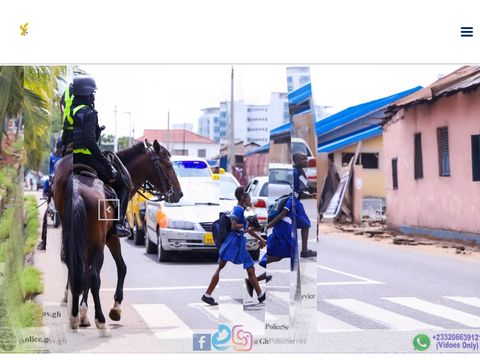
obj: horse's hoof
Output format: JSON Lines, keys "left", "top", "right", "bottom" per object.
{"left": 79, "top": 319, "right": 91, "bottom": 327}
{"left": 109, "top": 308, "right": 121, "bottom": 321}
{"left": 79, "top": 303, "right": 91, "bottom": 327}
{"left": 95, "top": 319, "right": 111, "bottom": 337}
{"left": 69, "top": 315, "right": 80, "bottom": 330}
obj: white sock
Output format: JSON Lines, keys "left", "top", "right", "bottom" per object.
{"left": 204, "top": 293, "right": 212, "bottom": 298}
{"left": 258, "top": 290, "right": 265, "bottom": 298}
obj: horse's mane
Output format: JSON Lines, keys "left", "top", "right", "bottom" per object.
{"left": 116, "top": 142, "right": 147, "bottom": 164}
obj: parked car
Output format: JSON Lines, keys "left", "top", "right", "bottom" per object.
{"left": 291, "top": 137, "right": 317, "bottom": 189}
{"left": 245, "top": 176, "right": 268, "bottom": 225}
{"left": 219, "top": 172, "right": 261, "bottom": 260}
{"left": 268, "top": 163, "right": 294, "bottom": 201}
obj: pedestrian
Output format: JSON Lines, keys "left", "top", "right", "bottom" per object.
{"left": 244, "top": 196, "right": 295, "bottom": 296}
{"left": 293, "top": 152, "right": 317, "bottom": 258}
{"left": 202, "top": 186, "right": 266, "bottom": 305}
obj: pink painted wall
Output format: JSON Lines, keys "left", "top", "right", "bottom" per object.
{"left": 383, "top": 89, "right": 480, "bottom": 234}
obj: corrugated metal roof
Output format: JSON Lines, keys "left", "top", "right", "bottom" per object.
{"left": 248, "top": 86, "right": 421, "bottom": 156}
{"left": 270, "top": 86, "right": 422, "bottom": 138}
{"left": 317, "top": 125, "right": 382, "bottom": 153}
{"left": 387, "top": 65, "right": 480, "bottom": 113}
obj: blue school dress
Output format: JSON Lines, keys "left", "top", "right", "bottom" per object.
{"left": 259, "top": 197, "right": 296, "bottom": 268}
{"left": 293, "top": 167, "right": 311, "bottom": 229}
{"left": 219, "top": 205, "right": 255, "bottom": 269}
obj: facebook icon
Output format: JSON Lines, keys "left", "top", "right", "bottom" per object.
{"left": 193, "top": 334, "right": 211, "bottom": 351}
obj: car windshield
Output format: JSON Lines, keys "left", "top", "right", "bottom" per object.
{"left": 292, "top": 142, "right": 312, "bottom": 157}
{"left": 260, "top": 183, "right": 268, "bottom": 197}
{"left": 220, "top": 177, "right": 238, "bottom": 200}
{"left": 269, "top": 168, "right": 293, "bottom": 186}
{"left": 172, "top": 160, "right": 211, "bottom": 177}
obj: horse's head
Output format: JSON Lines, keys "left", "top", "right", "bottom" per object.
{"left": 144, "top": 139, "right": 183, "bottom": 203}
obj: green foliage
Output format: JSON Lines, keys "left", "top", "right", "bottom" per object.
{"left": 23, "top": 195, "right": 39, "bottom": 256}
{"left": 0, "top": 166, "right": 16, "bottom": 194}
{"left": 22, "top": 267, "right": 44, "bottom": 300}
{"left": 0, "top": 66, "right": 67, "bottom": 170}
{"left": 18, "top": 300, "right": 43, "bottom": 328}
{"left": 0, "top": 206, "right": 13, "bottom": 242}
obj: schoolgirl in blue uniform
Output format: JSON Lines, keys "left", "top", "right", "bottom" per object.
{"left": 202, "top": 187, "right": 266, "bottom": 306}
{"left": 245, "top": 196, "right": 297, "bottom": 296}
{"left": 292, "top": 152, "right": 317, "bottom": 258}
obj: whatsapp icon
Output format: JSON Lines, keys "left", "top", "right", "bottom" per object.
{"left": 413, "top": 334, "right": 430, "bottom": 351}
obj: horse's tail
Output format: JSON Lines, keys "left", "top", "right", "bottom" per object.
{"left": 61, "top": 176, "right": 87, "bottom": 296}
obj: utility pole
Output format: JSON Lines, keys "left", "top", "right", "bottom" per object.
{"left": 227, "top": 66, "right": 235, "bottom": 173}
{"left": 167, "top": 110, "right": 171, "bottom": 152}
{"left": 124, "top": 111, "right": 132, "bottom": 147}
{"left": 182, "top": 120, "right": 186, "bottom": 155}
{"left": 114, "top": 105, "right": 118, "bottom": 152}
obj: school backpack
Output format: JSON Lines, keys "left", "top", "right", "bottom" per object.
{"left": 212, "top": 211, "right": 231, "bottom": 248}
{"left": 267, "top": 194, "right": 291, "bottom": 222}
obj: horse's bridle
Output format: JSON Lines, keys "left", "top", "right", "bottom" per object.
{"left": 137, "top": 146, "right": 174, "bottom": 202}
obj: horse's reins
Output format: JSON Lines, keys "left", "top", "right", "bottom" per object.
{"left": 136, "top": 147, "right": 174, "bottom": 202}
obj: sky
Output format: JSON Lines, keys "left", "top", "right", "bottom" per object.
{"left": 80, "top": 64, "right": 461, "bottom": 140}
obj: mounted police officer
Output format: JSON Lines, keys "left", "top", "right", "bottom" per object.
{"left": 60, "top": 83, "right": 74, "bottom": 155}
{"left": 71, "top": 75, "right": 131, "bottom": 237}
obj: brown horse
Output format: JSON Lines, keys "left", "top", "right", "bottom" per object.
{"left": 54, "top": 139, "right": 182, "bottom": 335}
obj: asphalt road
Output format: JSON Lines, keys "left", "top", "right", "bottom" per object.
{"left": 31, "top": 193, "right": 480, "bottom": 353}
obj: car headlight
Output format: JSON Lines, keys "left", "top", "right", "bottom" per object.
{"left": 168, "top": 220, "right": 195, "bottom": 230}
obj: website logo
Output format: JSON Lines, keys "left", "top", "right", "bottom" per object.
{"left": 193, "top": 334, "right": 211, "bottom": 351}
{"left": 413, "top": 334, "right": 431, "bottom": 351}
{"left": 231, "top": 324, "right": 253, "bottom": 351}
{"left": 20, "top": 23, "right": 29, "bottom": 36}
{"left": 212, "top": 324, "right": 231, "bottom": 351}
{"left": 193, "top": 324, "right": 253, "bottom": 352}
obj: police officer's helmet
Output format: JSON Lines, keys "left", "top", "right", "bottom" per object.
{"left": 72, "top": 75, "right": 97, "bottom": 96}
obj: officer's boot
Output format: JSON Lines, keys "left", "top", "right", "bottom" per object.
{"left": 113, "top": 189, "right": 131, "bottom": 237}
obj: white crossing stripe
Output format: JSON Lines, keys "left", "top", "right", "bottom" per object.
{"left": 384, "top": 297, "right": 480, "bottom": 328}
{"left": 317, "top": 265, "right": 384, "bottom": 285}
{"left": 317, "top": 312, "right": 362, "bottom": 333}
{"left": 133, "top": 304, "right": 192, "bottom": 339}
{"left": 444, "top": 296, "right": 480, "bottom": 309}
{"left": 325, "top": 299, "right": 442, "bottom": 330}
{"left": 218, "top": 296, "right": 266, "bottom": 335}
{"left": 269, "top": 292, "right": 361, "bottom": 333}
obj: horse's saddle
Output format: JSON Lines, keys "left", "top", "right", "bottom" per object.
{"left": 72, "top": 163, "right": 118, "bottom": 209}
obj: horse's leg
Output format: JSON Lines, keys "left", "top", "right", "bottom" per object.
{"left": 61, "top": 281, "right": 68, "bottom": 306}
{"left": 79, "top": 287, "right": 91, "bottom": 327}
{"left": 106, "top": 236, "right": 127, "bottom": 321}
{"left": 90, "top": 248, "right": 109, "bottom": 337}
{"left": 67, "top": 280, "right": 80, "bottom": 330}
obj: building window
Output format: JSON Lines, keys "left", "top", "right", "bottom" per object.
{"left": 414, "top": 132, "right": 423, "bottom": 179}
{"left": 172, "top": 149, "right": 188, "bottom": 156}
{"left": 392, "top": 158, "right": 398, "bottom": 190}
{"left": 197, "top": 149, "right": 206, "bottom": 158}
{"left": 341, "top": 152, "right": 379, "bottom": 169}
{"left": 472, "top": 134, "right": 480, "bottom": 181}
{"left": 437, "top": 127, "right": 450, "bottom": 176}
{"left": 360, "top": 153, "right": 379, "bottom": 169}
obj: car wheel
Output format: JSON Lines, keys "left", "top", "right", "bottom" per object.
{"left": 145, "top": 227, "right": 157, "bottom": 254}
{"left": 157, "top": 236, "right": 172, "bottom": 262}
{"left": 133, "top": 224, "right": 145, "bottom": 246}
{"left": 249, "top": 248, "right": 260, "bottom": 261}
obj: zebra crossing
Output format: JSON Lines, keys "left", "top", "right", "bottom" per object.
{"left": 132, "top": 294, "right": 480, "bottom": 340}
